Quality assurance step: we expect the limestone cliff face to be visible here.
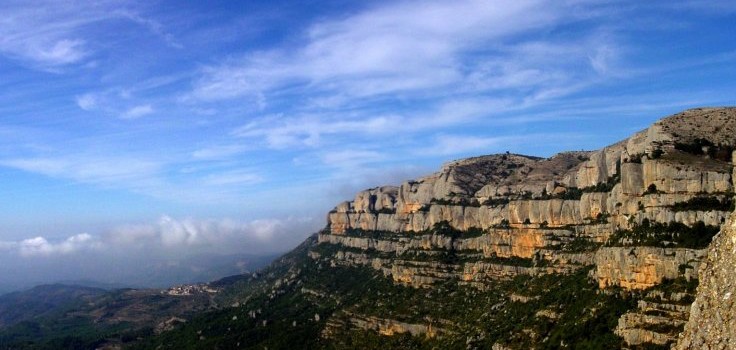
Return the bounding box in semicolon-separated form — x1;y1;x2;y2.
676;212;736;349
317;107;736;348
595;247;704;289
323;312;448;339
326;109;734;288
329;108;735;238
318;229;549;259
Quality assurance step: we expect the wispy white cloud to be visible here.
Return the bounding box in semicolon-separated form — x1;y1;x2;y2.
202;170;263;186
0;152;270;204
115;10;183;49
75;93;98;111
31;39;88;66
321;150;384;166
232;113;403;149
120;104;154;119
186;0;624;161
664;0;736;14
228;96;526;152
425;135;509;156
0;1;175;69
187;0;585;102
0;233;102;257
74;90;162;120
589;45;617;75
0;156;162;185
316;149;387;172
191;144;250;160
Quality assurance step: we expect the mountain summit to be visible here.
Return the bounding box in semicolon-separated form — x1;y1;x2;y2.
1;108;735;349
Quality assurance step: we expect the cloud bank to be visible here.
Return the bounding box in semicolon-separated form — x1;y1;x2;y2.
0;215;318;258
0;215;320;290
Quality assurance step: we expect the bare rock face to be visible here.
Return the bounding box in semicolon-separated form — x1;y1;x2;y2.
508;199;582;225
317;107;736;348
621;162;645;195
644;155;732;194
353;186;398;213
573;139;627;188
676;213;736;349
329;108;736;237
595;247;704;289
323;312;447;339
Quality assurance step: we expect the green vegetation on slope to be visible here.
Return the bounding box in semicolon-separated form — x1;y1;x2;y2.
670;196;734;212
134;233;639;350
0;285;214;350
606;219;719;249
0;218;711;349
342;221;485;239
674;138;734;162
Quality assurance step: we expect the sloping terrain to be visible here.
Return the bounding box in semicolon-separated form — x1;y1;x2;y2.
676;211;736;349
0;285;106;328
131;108;735;349
0;284;217;349
0;107;734;349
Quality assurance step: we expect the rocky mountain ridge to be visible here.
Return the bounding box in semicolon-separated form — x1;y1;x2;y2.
1;107;734;349
315;107;735;348
329;108;734;235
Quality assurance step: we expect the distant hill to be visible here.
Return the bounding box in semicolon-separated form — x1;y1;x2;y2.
0;284;106;328
138;107;734;349
0;253;278;349
0;252;279;296
116;252;280;288
0;283;217;349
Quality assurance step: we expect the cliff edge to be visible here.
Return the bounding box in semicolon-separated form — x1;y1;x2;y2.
676;210;736;349
131;107;736;349
320;107;736;348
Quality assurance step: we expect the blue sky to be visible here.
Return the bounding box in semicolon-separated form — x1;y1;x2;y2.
0;0;735;285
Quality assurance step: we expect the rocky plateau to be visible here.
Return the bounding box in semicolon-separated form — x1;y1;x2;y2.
315;107;736;348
